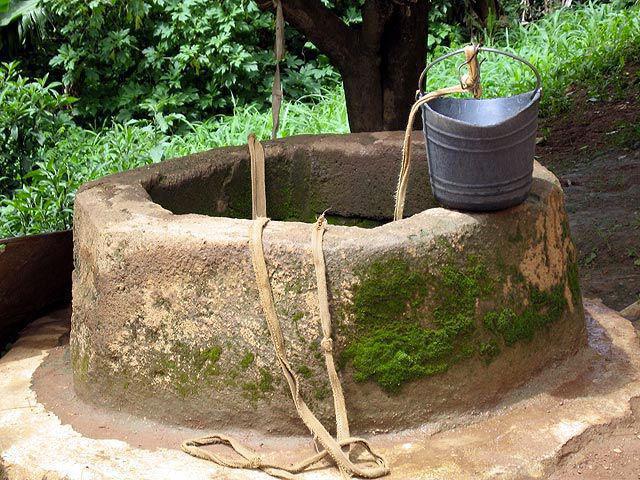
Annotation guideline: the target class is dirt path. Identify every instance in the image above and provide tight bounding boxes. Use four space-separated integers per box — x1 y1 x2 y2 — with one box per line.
548 397 640 480
537 63 640 312
537 64 640 478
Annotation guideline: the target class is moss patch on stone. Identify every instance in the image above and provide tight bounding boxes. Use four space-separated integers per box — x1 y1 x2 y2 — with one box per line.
567 261 581 306
297 365 313 379
153 343 223 397
484 283 566 346
241 367 275 401
343 250 575 393
240 351 255 370
71 348 89 382
343 256 492 392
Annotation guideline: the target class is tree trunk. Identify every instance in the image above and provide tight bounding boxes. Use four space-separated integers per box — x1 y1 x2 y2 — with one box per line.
341 2 429 132
257 0 430 133
470 0 502 23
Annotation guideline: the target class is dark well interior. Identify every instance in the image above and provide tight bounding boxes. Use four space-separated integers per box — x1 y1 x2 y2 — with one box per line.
145 137 437 227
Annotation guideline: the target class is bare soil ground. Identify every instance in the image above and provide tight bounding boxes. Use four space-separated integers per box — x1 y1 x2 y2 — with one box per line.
537 64 640 478
537 63 640 312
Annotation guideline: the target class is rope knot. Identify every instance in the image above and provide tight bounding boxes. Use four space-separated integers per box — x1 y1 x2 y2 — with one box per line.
321 337 333 353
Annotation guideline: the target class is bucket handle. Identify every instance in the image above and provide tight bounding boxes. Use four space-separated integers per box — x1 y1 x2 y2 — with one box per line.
418 47 542 99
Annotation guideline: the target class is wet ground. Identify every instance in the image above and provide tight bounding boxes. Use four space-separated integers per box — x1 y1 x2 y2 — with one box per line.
536 63 640 479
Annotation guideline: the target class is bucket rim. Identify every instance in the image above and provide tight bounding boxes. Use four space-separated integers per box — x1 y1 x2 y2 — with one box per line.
422 89 541 130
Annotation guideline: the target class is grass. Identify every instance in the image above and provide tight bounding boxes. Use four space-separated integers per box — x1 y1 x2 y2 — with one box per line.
424 0 640 115
1 0 639 238
0 89 348 237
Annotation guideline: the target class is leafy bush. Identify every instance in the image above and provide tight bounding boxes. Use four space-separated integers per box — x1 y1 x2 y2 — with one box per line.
0 60 75 195
425 0 640 115
0 87 348 237
41 0 340 124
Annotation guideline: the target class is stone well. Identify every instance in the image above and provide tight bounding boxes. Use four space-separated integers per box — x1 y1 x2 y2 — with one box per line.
71 131 586 435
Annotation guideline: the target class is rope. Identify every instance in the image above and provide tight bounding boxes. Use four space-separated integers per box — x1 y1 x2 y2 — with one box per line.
312 213 351 448
393 44 482 221
271 0 285 140
182 138 390 479
248 133 267 219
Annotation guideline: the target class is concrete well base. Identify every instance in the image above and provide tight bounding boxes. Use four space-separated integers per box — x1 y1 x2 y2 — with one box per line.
1 300 638 480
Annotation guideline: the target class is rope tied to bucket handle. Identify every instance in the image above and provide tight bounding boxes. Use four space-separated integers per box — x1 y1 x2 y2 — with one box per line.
394 44 482 221
394 44 543 221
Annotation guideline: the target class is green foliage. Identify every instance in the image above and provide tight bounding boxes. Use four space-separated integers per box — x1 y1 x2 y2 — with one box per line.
0 0 40 27
0 61 75 195
0 85 347 238
478 339 500 364
426 1 640 115
42 0 339 124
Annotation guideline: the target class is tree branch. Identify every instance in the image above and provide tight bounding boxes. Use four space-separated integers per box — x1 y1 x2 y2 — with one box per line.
256 0 357 72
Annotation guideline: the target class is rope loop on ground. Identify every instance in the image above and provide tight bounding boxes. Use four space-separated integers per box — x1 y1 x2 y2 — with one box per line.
181 136 390 479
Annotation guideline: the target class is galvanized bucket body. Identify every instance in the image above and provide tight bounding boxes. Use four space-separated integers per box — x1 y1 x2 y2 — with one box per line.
418 47 542 212
422 90 541 211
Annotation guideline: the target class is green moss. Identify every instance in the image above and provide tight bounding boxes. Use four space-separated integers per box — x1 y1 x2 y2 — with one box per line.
153 343 224 396
343 250 573 393
478 340 501 364
196 345 222 376
240 351 255 370
241 381 261 401
484 284 567 346
258 367 274 392
314 385 330 401
291 311 304 323
344 256 491 393
175 372 193 397
350 257 428 327
567 261 581 305
297 365 313 379
201 346 222 364
72 349 90 381
241 367 275 401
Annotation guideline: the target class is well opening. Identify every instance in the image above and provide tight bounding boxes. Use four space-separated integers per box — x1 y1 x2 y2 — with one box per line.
145 135 438 227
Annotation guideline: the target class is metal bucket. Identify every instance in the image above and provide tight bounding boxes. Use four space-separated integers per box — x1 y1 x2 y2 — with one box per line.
419 47 542 211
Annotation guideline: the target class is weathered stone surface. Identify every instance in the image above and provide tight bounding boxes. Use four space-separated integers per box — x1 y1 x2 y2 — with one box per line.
621 300 640 321
71 131 586 433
